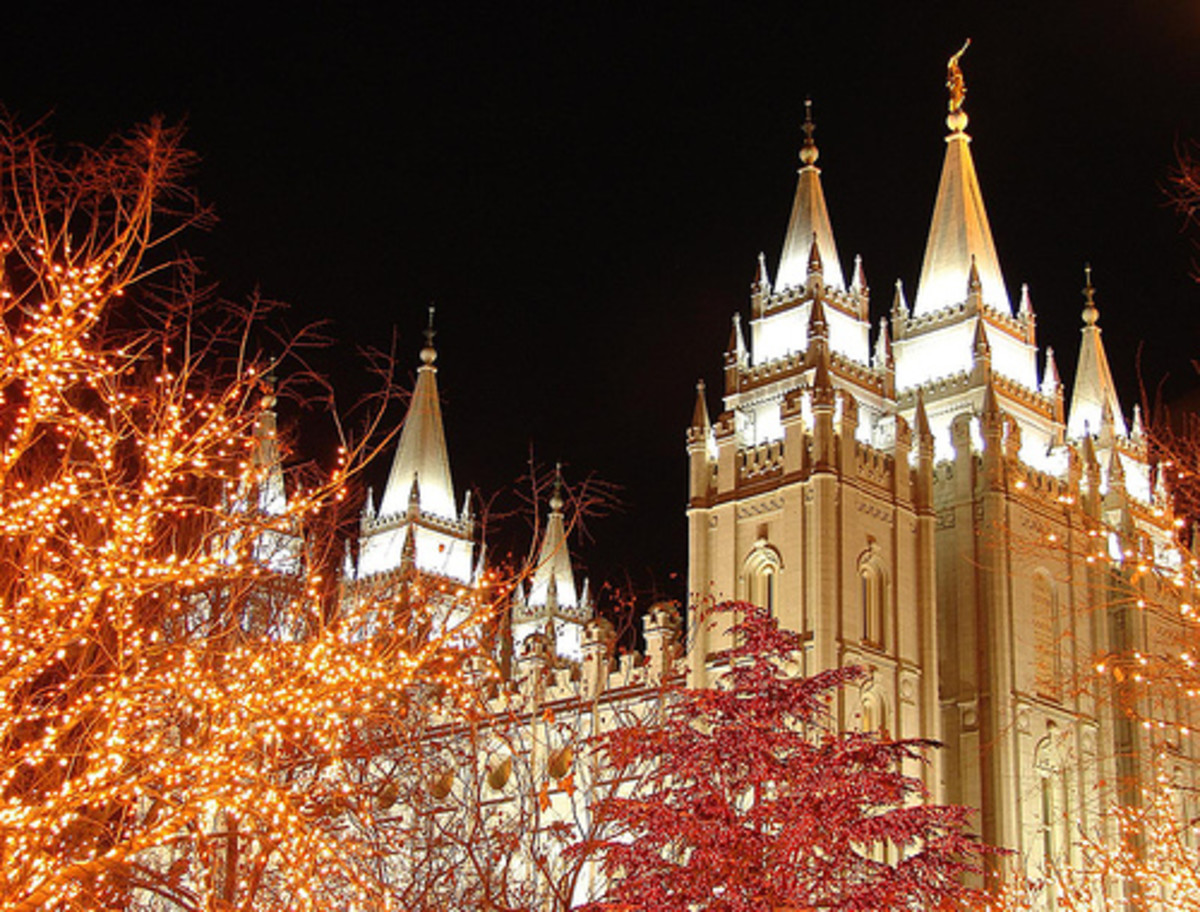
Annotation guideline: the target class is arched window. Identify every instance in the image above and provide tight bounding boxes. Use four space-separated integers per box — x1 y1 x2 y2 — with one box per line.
859 691 888 736
1034 734 1068 893
858 552 887 648
1033 571 1061 700
743 542 782 616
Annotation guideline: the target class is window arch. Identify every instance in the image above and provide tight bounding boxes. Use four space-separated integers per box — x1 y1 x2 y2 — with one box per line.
1033 570 1062 700
743 542 782 616
1034 733 1069 888
857 551 888 648
859 690 888 736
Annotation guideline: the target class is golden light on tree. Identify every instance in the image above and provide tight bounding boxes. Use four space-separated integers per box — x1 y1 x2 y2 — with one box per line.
0 115 501 910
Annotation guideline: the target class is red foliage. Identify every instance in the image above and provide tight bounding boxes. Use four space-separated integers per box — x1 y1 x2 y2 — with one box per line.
573 602 990 911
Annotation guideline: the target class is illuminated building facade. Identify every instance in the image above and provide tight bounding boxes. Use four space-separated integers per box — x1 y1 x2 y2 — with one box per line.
344 55 1195 907
686 52 1196 889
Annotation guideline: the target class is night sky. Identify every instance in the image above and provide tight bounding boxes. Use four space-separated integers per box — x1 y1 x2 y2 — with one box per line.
5 3 1200 605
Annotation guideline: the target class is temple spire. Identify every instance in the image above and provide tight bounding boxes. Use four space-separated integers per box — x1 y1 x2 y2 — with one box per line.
378 306 458 520
873 316 892 370
249 376 287 517
913 41 1010 318
775 99 845 291
527 464 580 611
728 313 748 364
692 379 712 433
1042 346 1061 396
1067 265 1127 440
754 251 771 293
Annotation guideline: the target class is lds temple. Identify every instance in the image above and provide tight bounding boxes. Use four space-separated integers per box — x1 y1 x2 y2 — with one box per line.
327 48 1196 903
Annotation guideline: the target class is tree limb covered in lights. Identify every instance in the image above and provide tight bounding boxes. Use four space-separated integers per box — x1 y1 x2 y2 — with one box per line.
0 114 499 910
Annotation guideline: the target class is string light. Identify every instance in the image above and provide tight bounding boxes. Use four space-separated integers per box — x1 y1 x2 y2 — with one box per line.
0 115 505 910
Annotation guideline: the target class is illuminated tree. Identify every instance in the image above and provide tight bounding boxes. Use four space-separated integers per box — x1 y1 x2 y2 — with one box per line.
574 601 989 911
376 562 645 911
0 114 498 910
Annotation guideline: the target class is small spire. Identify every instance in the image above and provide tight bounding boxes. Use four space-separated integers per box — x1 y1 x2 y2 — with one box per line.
727 313 748 362
1067 262 1126 441
800 97 818 167
362 485 376 521
966 254 983 304
692 379 711 432
972 318 991 360
1131 404 1144 442
981 375 1000 422
1081 432 1099 470
915 389 933 441
471 541 488 587
1154 463 1169 504
808 294 829 340
811 348 835 405
873 316 892 370
1019 283 1033 319
891 278 908 321
1042 347 1061 395
807 232 824 278
1107 446 1125 484
850 254 867 294
400 526 416 572
1099 399 1116 448
527 463 580 614
754 251 772 293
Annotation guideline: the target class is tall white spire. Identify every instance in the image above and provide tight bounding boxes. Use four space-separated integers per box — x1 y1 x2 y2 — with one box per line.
913 41 1010 318
378 306 458 520
775 99 845 292
356 308 474 584
1067 265 1127 440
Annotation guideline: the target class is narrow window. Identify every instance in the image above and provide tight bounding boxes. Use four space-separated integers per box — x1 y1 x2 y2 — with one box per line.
860 562 885 647
1033 572 1061 700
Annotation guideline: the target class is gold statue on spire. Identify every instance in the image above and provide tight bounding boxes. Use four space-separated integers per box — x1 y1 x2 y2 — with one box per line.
947 39 971 112
945 39 971 132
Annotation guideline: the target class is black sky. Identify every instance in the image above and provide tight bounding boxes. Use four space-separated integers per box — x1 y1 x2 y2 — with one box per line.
5 2 1200 603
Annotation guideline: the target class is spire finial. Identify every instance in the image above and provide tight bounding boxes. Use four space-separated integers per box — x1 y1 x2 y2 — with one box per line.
692 378 711 432
1082 262 1099 326
550 462 564 513
421 304 438 365
800 97 819 167
946 39 971 133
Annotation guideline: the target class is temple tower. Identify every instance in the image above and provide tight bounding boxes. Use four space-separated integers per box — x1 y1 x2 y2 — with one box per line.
686 103 942 790
352 309 475 585
511 465 594 661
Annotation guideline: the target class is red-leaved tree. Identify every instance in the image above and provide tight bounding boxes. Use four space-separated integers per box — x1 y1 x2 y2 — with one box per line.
574 601 990 911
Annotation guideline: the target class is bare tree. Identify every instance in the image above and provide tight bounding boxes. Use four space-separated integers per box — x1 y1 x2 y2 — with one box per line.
0 114 500 910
